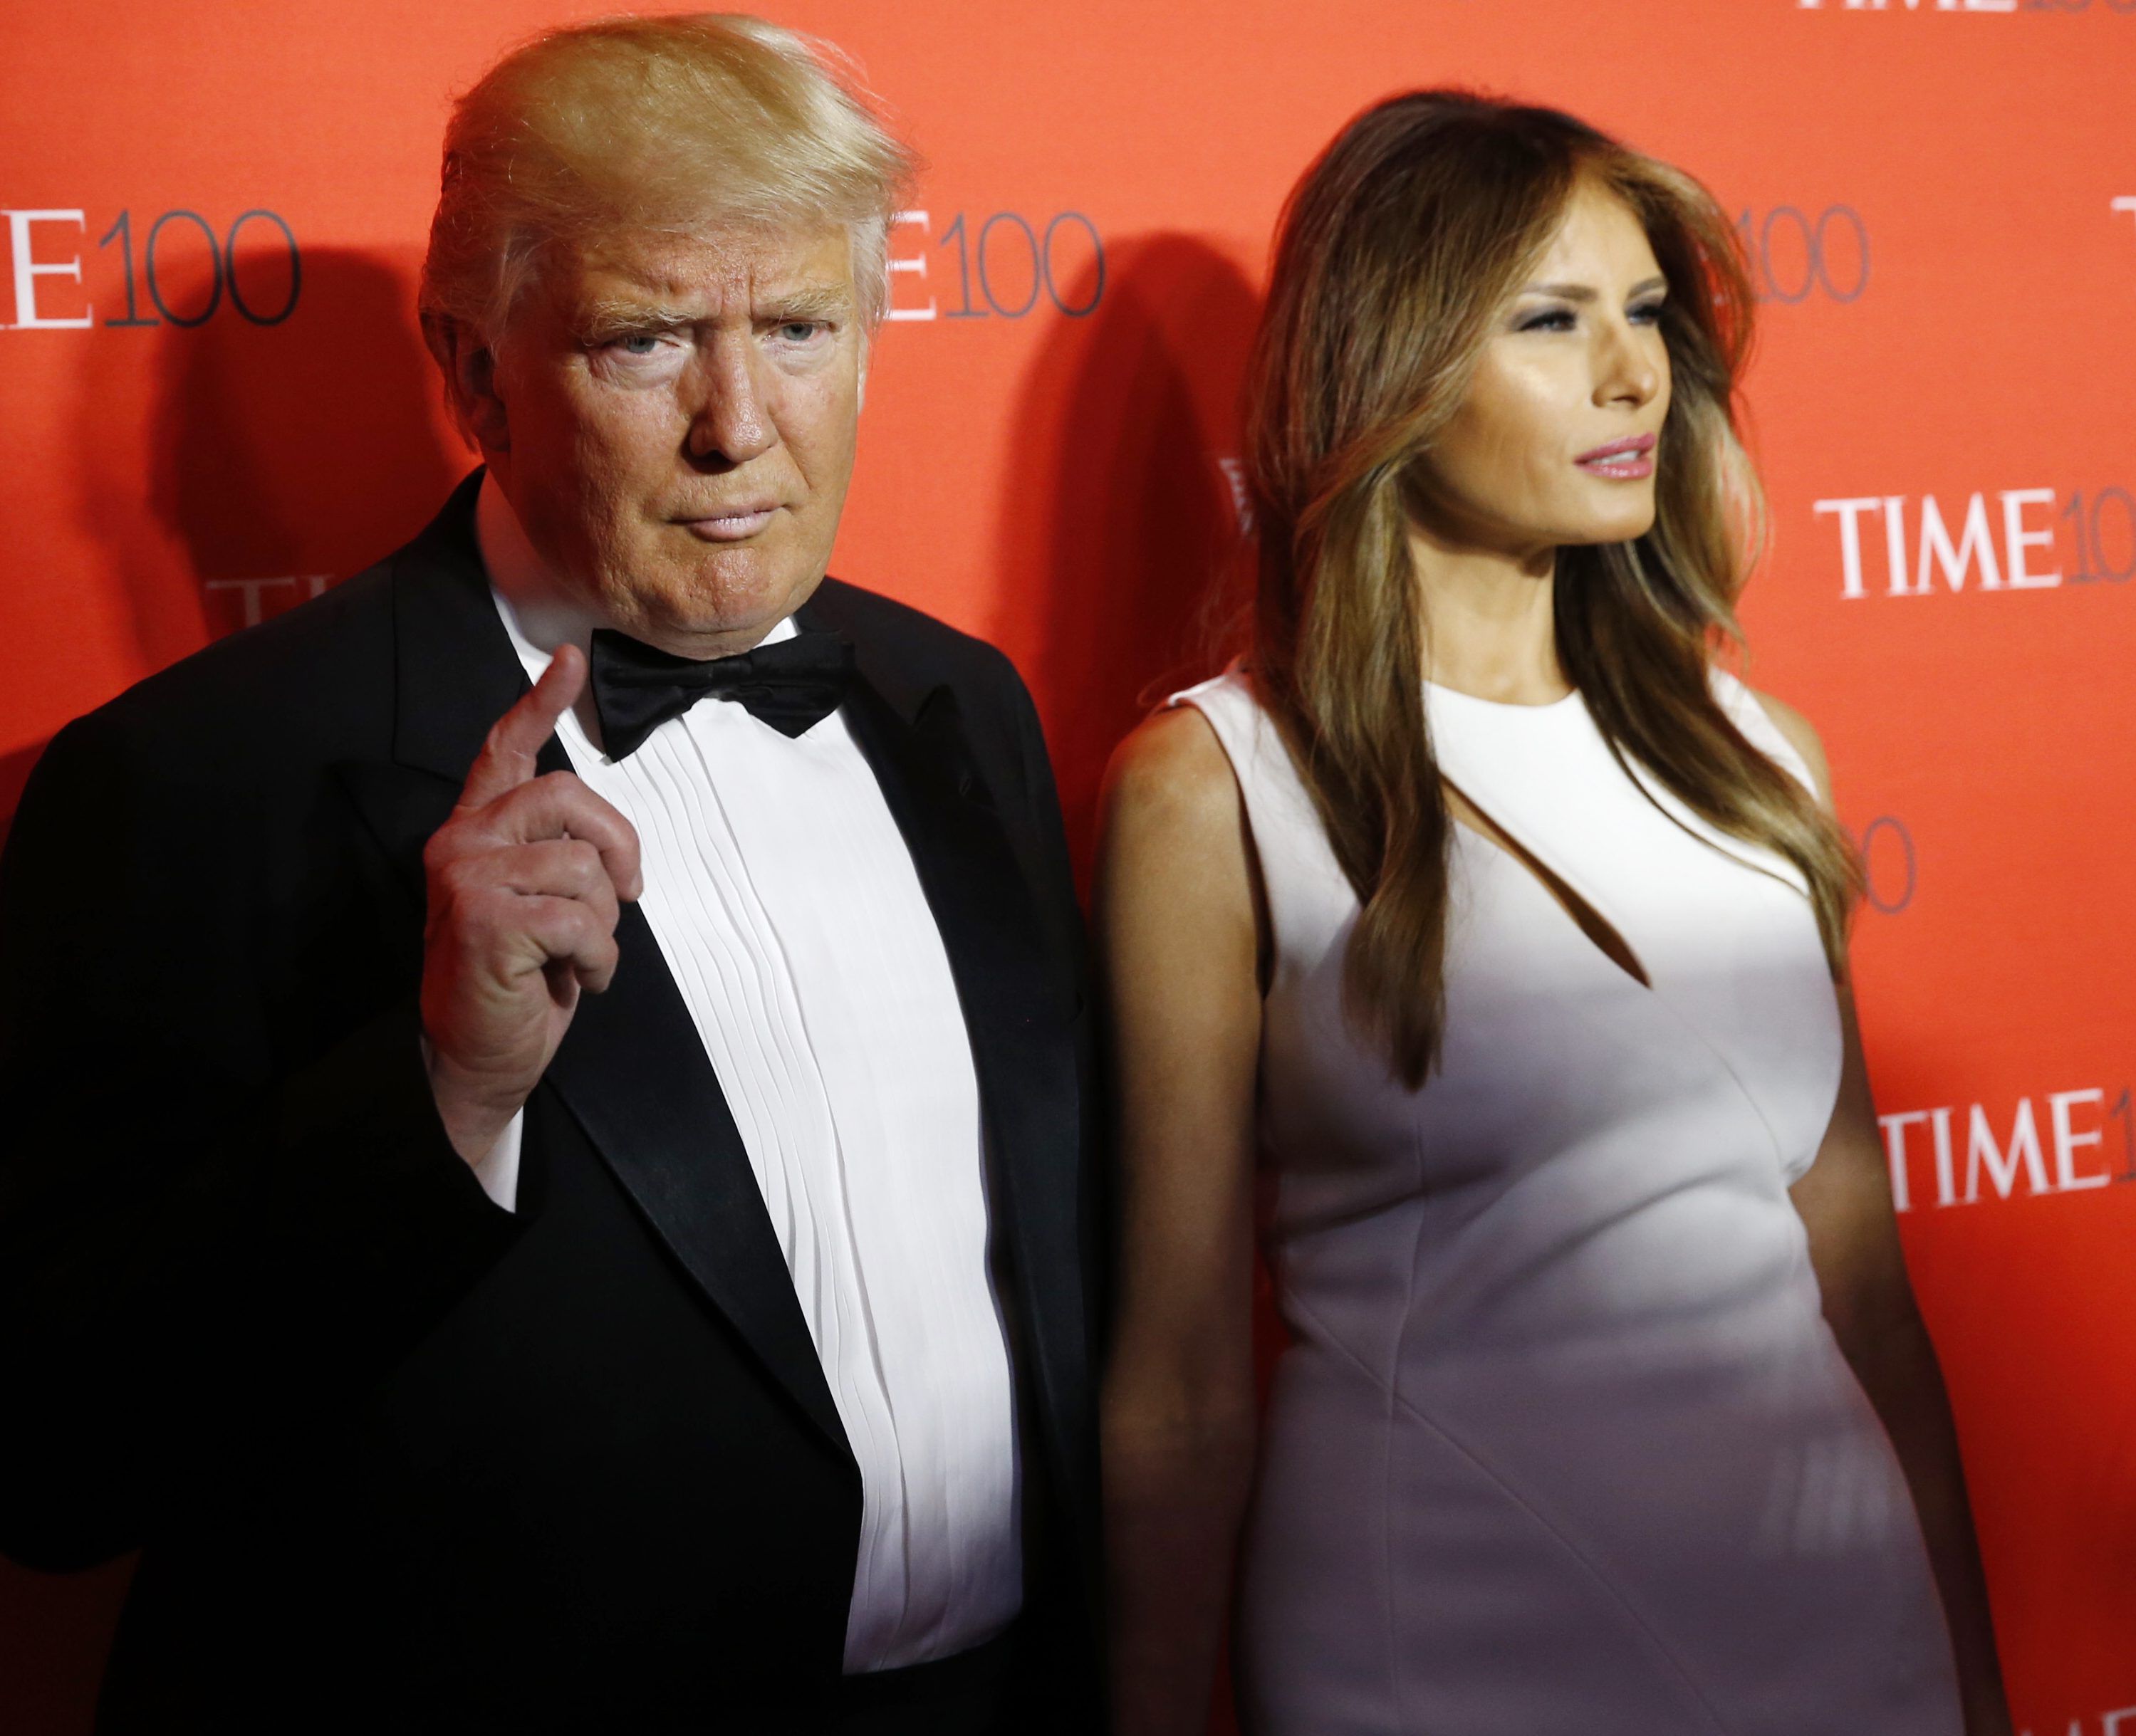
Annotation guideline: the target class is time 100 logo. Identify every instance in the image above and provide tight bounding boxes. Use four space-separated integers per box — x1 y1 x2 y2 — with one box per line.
1 207 300 330
1733 206 1869 305
1853 815 1917 914
885 209 1105 323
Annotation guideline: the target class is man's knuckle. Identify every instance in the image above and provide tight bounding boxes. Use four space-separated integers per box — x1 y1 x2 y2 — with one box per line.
456 890 505 936
439 855 490 898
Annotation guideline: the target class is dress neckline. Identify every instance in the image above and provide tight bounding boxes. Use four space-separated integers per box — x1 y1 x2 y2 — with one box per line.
1424 678 1583 716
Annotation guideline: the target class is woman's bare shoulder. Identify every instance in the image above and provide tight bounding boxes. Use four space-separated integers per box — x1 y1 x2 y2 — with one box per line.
1102 705 1242 836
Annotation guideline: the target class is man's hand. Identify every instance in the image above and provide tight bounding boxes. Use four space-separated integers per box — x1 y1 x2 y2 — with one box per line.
420 646 644 1164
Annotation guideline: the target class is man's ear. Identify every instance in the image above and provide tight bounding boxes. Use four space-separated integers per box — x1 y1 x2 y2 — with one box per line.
420 313 511 454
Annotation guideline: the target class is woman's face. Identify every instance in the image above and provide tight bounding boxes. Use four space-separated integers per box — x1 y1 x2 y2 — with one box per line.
1411 182 1672 561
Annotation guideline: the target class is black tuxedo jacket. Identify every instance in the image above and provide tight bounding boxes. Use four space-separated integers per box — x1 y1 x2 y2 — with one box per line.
0 476 1103 1732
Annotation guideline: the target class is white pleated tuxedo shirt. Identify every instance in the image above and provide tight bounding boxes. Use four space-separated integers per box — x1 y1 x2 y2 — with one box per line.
469 479 1021 1673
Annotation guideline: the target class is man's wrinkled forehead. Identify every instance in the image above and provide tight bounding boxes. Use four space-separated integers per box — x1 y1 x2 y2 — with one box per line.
558 221 856 328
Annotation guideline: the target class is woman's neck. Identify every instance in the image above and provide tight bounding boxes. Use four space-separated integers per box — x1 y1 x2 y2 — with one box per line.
1408 522 1568 706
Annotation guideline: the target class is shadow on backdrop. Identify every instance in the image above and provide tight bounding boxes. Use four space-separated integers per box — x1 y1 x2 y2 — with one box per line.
994 232 1264 883
54 241 462 686
1 247 462 1736
134 244 465 646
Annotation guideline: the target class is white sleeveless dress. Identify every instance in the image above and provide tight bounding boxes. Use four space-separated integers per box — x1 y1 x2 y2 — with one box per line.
1174 669 1964 1735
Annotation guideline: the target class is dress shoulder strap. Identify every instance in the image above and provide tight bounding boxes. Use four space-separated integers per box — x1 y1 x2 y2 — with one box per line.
1709 667 1819 798
1167 670 1358 974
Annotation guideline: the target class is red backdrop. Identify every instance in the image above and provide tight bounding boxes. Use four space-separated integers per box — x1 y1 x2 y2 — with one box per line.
4 4 2134 1730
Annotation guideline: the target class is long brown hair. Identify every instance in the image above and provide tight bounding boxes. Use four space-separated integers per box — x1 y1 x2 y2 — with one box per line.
1244 90 1860 1087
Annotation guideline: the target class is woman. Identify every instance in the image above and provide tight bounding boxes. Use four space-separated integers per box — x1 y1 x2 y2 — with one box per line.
1097 93 2010 1735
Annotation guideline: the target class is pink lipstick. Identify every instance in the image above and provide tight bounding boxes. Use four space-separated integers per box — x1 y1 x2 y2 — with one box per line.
1574 434 1657 480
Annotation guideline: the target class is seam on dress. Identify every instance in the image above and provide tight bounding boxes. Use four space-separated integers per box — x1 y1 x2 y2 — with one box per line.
1645 981 1805 1185
1382 1159 1429 1732
1471 834 1806 1187
1437 733 1828 1185
1283 1282 1738 1736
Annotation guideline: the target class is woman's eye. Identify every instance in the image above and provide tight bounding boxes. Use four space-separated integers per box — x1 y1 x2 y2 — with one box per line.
1518 309 1575 333
1629 300 1667 325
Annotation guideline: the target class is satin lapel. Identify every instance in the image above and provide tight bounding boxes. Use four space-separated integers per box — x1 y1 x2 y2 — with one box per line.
536 804 850 1456
370 477 850 1459
333 475 526 918
386 471 532 788
834 672 1089 1490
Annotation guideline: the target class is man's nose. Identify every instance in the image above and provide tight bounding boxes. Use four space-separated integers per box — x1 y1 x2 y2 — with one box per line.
684 335 778 467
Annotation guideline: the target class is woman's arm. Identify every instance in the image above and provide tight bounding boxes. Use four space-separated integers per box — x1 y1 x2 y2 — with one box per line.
1759 692 2013 1736
1095 707 1266 1736
1791 998 2011 1735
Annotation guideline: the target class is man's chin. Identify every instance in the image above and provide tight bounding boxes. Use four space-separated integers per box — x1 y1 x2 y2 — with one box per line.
617 558 827 657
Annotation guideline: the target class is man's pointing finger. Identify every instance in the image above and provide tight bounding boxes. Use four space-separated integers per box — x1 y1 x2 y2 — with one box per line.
459 644 588 812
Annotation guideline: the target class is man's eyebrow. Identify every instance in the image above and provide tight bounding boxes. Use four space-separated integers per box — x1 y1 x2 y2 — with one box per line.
575 283 854 338
756 283 854 322
1518 274 1669 301
576 298 700 340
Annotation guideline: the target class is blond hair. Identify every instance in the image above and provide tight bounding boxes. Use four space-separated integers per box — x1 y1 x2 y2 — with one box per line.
418 12 915 357
1246 90 1860 1088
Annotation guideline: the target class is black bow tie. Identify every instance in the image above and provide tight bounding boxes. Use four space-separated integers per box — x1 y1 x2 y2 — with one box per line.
588 625 856 759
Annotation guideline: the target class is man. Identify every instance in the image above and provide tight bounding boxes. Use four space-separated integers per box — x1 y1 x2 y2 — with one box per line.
0 16 1100 1732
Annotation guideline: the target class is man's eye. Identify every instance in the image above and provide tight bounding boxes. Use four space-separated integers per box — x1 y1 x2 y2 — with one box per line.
616 333 664 355
778 322 823 343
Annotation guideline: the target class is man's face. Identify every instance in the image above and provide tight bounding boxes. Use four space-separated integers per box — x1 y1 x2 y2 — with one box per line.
483 221 865 657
